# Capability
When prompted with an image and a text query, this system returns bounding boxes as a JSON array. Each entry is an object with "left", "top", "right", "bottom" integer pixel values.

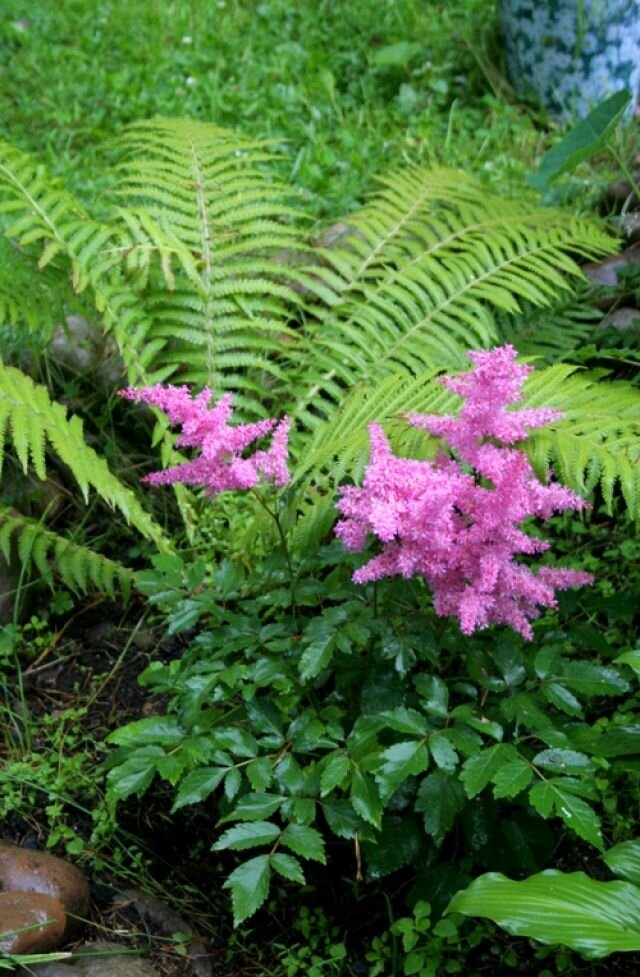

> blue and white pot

[{"left": 499, "top": 0, "right": 640, "bottom": 119}]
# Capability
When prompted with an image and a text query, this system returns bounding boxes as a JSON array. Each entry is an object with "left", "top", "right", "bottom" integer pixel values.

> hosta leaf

[
  {"left": 603, "top": 840, "right": 640, "bottom": 885},
  {"left": 448, "top": 870, "right": 640, "bottom": 957},
  {"left": 224, "top": 855, "right": 271, "bottom": 926}
]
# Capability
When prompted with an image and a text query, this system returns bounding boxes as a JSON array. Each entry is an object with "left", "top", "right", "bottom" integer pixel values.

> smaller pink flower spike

[
  {"left": 119, "top": 384, "right": 291, "bottom": 496},
  {"left": 336, "top": 346, "right": 593, "bottom": 639}
]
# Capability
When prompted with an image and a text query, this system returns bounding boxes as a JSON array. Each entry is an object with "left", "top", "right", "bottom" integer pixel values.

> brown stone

[
  {"left": 0, "top": 890, "right": 66, "bottom": 954},
  {"left": 0, "top": 842, "right": 90, "bottom": 927}
]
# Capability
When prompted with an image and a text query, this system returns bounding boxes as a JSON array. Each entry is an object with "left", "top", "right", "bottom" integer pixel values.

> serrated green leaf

[
  {"left": 224, "top": 855, "right": 271, "bottom": 926},
  {"left": 172, "top": 767, "right": 227, "bottom": 812},
  {"left": 271, "top": 852, "right": 306, "bottom": 884},
  {"left": 225, "top": 792, "right": 283, "bottom": 822},
  {"left": 106, "top": 746, "right": 164, "bottom": 800},
  {"left": 529, "top": 779, "right": 603, "bottom": 849},
  {"left": 351, "top": 768, "right": 383, "bottom": 828},
  {"left": 299, "top": 635, "right": 335, "bottom": 681},
  {"left": 448, "top": 869, "right": 640, "bottom": 957},
  {"left": 363, "top": 815, "right": 424, "bottom": 880},
  {"left": 542, "top": 682, "right": 583, "bottom": 717},
  {"left": 280, "top": 823, "right": 326, "bottom": 863},
  {"left": 320, "top": 752, "right": 351, "bottom": 796},
  {"left": 414, "top": 674, "right": 449, "bottom": 717},
  {"left": 376, "top": 740, "right": 429, "bottom": 803},
  {"left": 461, "top": 744, "right": 518, "bottom": 798},
  {"left": 415, "top": 770, "right": 466, "bottom": 846},
  {"left": 214, "top": 821, "right": 281, "bottom": 852},
  {"left": 614, "top": 651, "right": 640, "bottom": 675},
  {"left": 429, "top": 733, "right": 458, "bottom": 772},
  {"left": 533, "top": 748, "right": 593, "bottom": 775},
  {"left": 491, "top": 758, "right": 533, "bottom": 799}
]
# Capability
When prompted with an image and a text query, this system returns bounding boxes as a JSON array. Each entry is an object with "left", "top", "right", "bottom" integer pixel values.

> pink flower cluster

[
  {"left": 335, "top": 346, "right": 593, "bottom": 639},
  {"left": 119, "top": 384, "right": 290, "bottom": 494}
]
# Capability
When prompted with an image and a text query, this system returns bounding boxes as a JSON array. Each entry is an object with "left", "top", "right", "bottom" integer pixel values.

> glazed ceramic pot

[{"left": 499, "top": 0, "right": 640, "bottom": 119}]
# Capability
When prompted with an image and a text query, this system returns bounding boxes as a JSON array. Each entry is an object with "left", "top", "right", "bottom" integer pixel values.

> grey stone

[{"left": 21, "top": 941, "right": 160, "bottom": 977}]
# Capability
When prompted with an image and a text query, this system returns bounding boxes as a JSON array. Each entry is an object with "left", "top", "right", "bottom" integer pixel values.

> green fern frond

[
  {"left": 496, "top": 284, "right": 604, "bottom": 361},
  {"left": 106, "top": 118, "right": 316, "bottom": 396},
  {"left": 523, "top": 365, "right": 640, "bottom": 517},
  {"left": 289, "top": 167, "right": 618, "bottom": 430},
  {"left": 0, "top": 507, "right": 135, "bottom": 599},
  {"left": 0, "top": 240, "right": 67, "bottom": 334},
  {"left": 0, "top": 364, "right": 170, "bottom": 550}
]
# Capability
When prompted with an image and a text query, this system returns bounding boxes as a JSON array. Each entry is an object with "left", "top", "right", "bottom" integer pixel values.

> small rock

[
  {"left": 583, "top": 247, "right": 640, "bottom": 308},
  {"left": 20, "top": 940, "right": 161, "bottom": 977},
  {"left": 0, "top": 841, "right": 90, "bottom": 929},
  {"left": 612, "top": 211, "right": 640, "bottom": 242},
  {"left": 603, "top": 173, "right": 640, "bottom": 210},
  {"left": 118, "top": 889, "right": 213, "bottom": 977},
  {"left": 49, "top": 315, "right": 124, "bottom": 388},
  {"left": 0, "top": 890, "right": 67, "bottom": 954},
  {"left": 600, "top": 306, "right": 640, "bottom": 332}
]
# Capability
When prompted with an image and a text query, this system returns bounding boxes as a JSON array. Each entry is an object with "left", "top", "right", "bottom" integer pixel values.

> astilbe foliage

[
  {"left": 335, "top": 345, "right": 593, "bottom": 639},
  {"left": 119, "top": 384, "right": 290, "bottom": 494}
]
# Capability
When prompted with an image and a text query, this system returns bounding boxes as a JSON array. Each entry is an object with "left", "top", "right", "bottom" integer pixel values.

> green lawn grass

[{"left": 0, "top": 0, "right": 547, "bottom": 220}]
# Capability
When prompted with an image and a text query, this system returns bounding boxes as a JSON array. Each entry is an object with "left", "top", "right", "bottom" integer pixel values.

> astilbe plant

[
  {"left": 335, "top": 345, "right": 593, "bottom": 639},
  {"left": 122, "top": 346, "right": 592, "bottom": 640},
  {"left": 119, "top": 384, "right": 290, "bottom": 493}
]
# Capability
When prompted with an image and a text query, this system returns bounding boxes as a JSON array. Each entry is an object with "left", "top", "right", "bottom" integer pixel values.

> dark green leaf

[
  {"left": 106, "top": 746, "right": 164, "bottom": 800},
  {"left": 280, "top": 823, "right": 326, "bottom": 863},
  {"left": 225, "top": 792, "right": 283, "bottom": 822},
  {"left": 172, "top": 767, "right": 227, "bottom": 811},
  {"left": 271, "top": 852, "right": 305, "bottom": 884},
  {"left": 461, "top": 744, "right": 518, "bottom": 798},
  {"left": 351, "top": 769, "right": 383, "bottom": 828},
  {"left": 416, "top": 770, "right": 466, "bottom": 846},
  {"left": 320, "top": 752, "right": 350, "bottom": 796},
  {"left": 491, "top": 758, "right": 532, "bottom": 799},
  {"left": 213, "top": 821, "right": 281, "bottom": 851},
  {"left": 224, "top": 855, "right": 271, "bottom": 925},
  {"left": 428, "top": 733, "right": 458, "bottom": 772},
  {"left": 376, "top": 740, "right": 429, "bottom": 803},
  {"left": 363, "top": 815, "right": 424, "bottom": 880}
]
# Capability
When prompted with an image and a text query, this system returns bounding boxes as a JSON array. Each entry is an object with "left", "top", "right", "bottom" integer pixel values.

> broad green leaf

[
  {"left": 213, "top": 821, "right": 281, "bottom": 852},
  {"left": 530, "top": 89, "right": 631, "bottom": 190},
  {"left": 107, "top": 716, "right": 185, "bottom": 747},
  {"left": 460, "top": 744, "right": 518, "bottom": 798},
  {"left": 280, "top": 823, "right": 326, "bottom": 863},
  {"left": 376, "top": 740, "right": 429, "bottom": 802},
  {"left": 322, "top": 798, "right": 367, "bottom": 839},
  {"left": 172, "top": 767, "right": 227, "bottom": 811},
  {"left": 351, "top": 769, "right": 383, "bottom": 828},
  {"left": 415, "top": 770, "right": 466, "bottom": 846},
  {"left": 381, "top": 706, "right": 429, "bottom": 736},
  {"left": 224, "top": 855, "right": 271, "bottom": 925},
  {"left": 603, "top": 840, "right": 640, "bottom": 885},
  {"left": 246, "top": 757, "right": 273, "bottom": 792},
  {"left": 542, "top": 682, "right": 583, "bottom": 717},
  {"left": 271, "top": 852, "right": 306, "bottom": 884},
  {"left": 447, "top": 869, "right": 640, "bottom": 957},
  {"left": 491, "top": 758, "right": 532, "bottom": 799},
  {"left": 559, "top": 662, "right": 629, "bottom": 698}
]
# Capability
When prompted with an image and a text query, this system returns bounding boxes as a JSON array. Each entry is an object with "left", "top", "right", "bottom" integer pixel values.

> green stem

[
  {"left": 606, "top": 143, "right": 640, "bottom": 206},
  {"left": 252, "top": 489, "right": 297, "bottom": 621}
]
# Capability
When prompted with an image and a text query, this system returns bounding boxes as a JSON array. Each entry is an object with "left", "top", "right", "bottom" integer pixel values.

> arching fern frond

[
  {"left": 0, "top": 508, "right": 136, "bottom": 600},
  {"left": 0, "top": 365, "right": 170, "bottom": 550},
  {"left": 104, "top": 118, "right": 318, "bottom": 404},
  {"left": 288, "top": 167, "right": 618, "bottom": 431},
  {"left": 523, "top": 365, "right": 640, "bottom": 518}
]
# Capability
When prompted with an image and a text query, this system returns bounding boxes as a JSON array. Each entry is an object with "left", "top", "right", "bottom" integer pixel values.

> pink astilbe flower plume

[
  {"left": 335, "top": 345, "right": 593, "bottom": 640},
  {"left": 118, "top": 384, "right": 290, "bottom": 495}
]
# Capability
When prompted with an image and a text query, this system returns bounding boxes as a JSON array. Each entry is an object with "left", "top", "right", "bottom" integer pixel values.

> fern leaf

[
  {"left": 0, "top": 507, "right": 135, "bottom": 599},
  {"left": 0, "top": 364, "right": 170, "bottom": 550}
]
